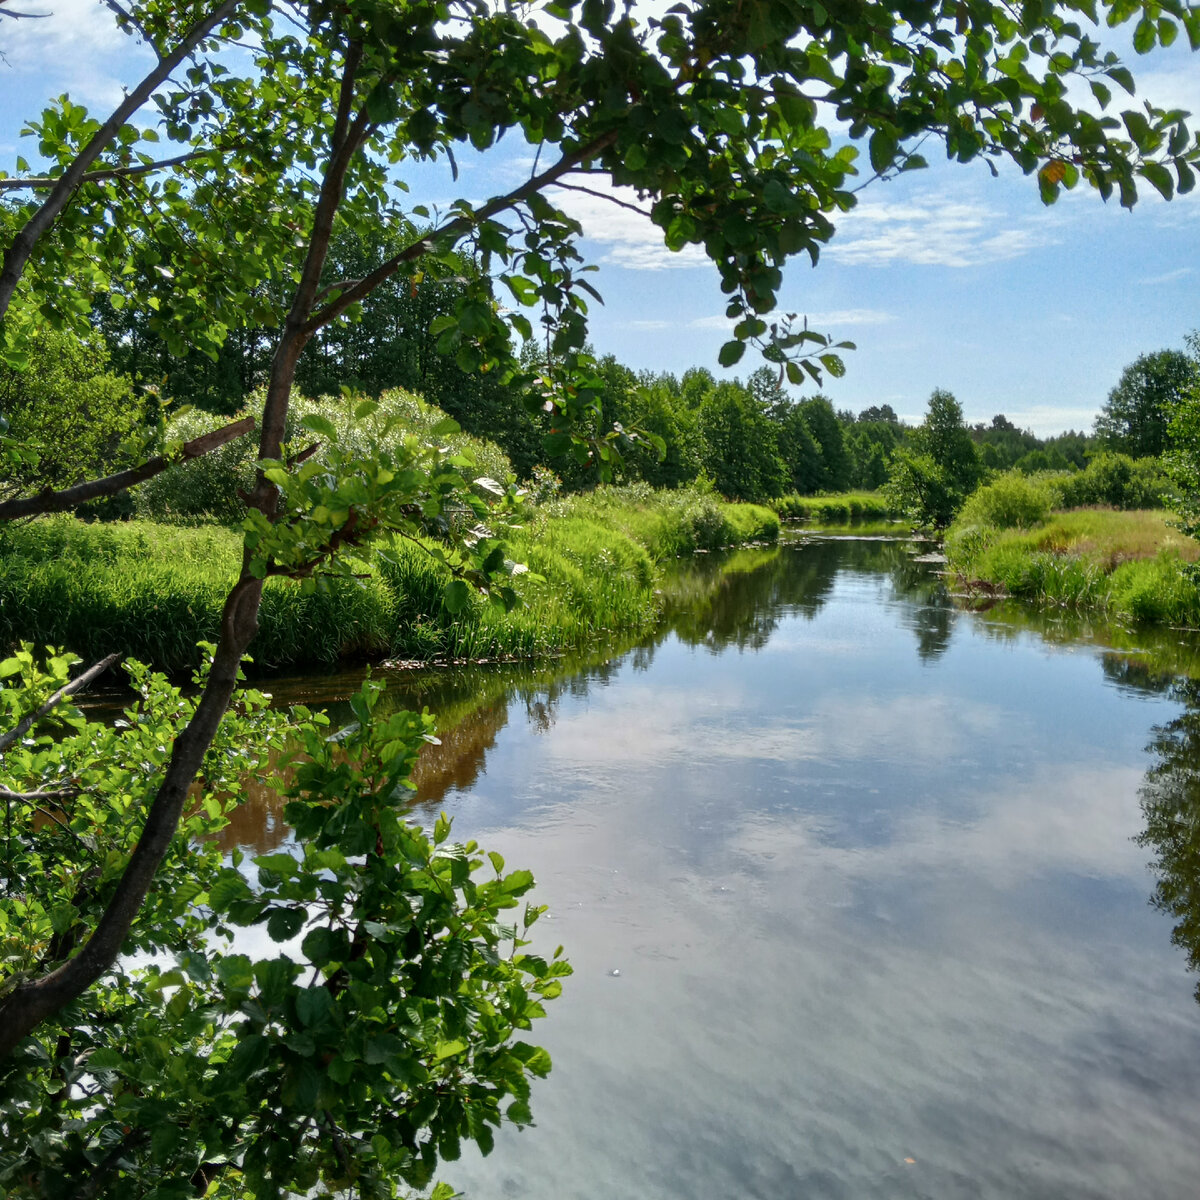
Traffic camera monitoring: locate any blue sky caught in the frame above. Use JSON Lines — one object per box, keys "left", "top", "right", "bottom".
{"left": 1, "top": 1, "right": 1197, "bottom": 435}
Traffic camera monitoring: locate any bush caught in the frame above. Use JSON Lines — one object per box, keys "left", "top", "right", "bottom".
{"left": 773, "top": 491, "right": 899, "bottom": 524}
{"left": 1045, "top": 452, "right": 1168, "bottom": 510}
{"left": 955, "top": 471, "right": 1051, "bottom": 531}
{"left": 135, "top": 388, "right": 514, "bottom": 525}
{"left": 0, "top": 327, "right": 146, "bottom": 499}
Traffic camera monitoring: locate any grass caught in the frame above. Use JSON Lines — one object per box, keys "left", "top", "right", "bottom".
{"left": 945, "top": 507, "right": 1200, "bottom": 627}
{"left": 773, "top": 491, "right": 901, "bottom": 527}
{"left": 0, "top": 486, "right": 780, "bottom": 673}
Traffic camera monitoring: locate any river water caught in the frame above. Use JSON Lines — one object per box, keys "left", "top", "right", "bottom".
{"left": 255, "top": 538, "right": 1200, "bottom": 1199}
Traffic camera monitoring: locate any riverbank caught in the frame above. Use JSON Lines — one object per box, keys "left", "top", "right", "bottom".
{"left": 773, "top": 490, "right": 902, "bottom": 528}
{"left": 0, "top": 485, "right": 778, "bottom": 672}
{"left": 946, "top": 504, "right": 1200, "bottom": 627}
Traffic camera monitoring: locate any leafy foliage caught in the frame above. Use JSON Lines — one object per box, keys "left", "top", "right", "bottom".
{"left": 887, "top": 389, "right": 982, "bottom": 529}
{"left": 0, "top": 657, "right": 564, "bottom": 1198}
{"left": 1096, "top": 348, "right": 1199, "bottom": 458}
{"left": 0, "top": 328, "right": 146, "bottom": 497}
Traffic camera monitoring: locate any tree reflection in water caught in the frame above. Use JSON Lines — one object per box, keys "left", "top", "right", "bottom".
{"left": 1137, "top": 677, "right": 1200, "bottom": 1000}
{"left": 213, "top": 539, "right": 973, "bottom": 850}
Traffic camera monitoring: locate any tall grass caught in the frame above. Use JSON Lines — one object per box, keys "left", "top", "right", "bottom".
{"left": 945, "top": 506, "right": 1200, "bottom": 627}
{"left": 773, "top": 491, "right": 900, "bottom": 525}
{"left": 540, "top": 482, "right": 779, "bottom": 559}
{"left": 0, "top": 485, "right": 779, "bottom": 672}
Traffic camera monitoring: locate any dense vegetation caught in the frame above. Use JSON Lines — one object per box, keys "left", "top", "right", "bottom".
{"left": 1, "top": 0, "right": 1197, "bottom": 1197}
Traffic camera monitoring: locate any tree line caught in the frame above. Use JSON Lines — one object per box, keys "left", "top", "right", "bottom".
{"left": 0, "top": 217, "right": 1137, "bottom": 516}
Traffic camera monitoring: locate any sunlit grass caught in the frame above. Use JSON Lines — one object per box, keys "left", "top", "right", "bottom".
{"left": 773, "top": 491, "right": 900, "bottom": 526}
{"left": 0, "top": 487, "right": 780, "bottom": 671}
{"left": 946, "top": 507, "right": 1200, "bottom": 627}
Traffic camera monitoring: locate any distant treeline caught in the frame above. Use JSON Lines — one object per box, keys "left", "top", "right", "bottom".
{"left": 0, "top": 223, "right": 1140, "bottom": 517}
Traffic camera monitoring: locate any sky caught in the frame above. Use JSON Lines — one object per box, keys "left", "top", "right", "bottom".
{"left": 1, "top": 1, "right": 1198, "bottom": 436}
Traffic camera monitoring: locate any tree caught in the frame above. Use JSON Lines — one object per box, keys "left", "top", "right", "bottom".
{"left": 798, "top": 396, "right": 853, "bottom": 492}
{"left": 1164, "top": 334, "right": 1200, "bottom": 537}
{"left": 0, "top": 328, "right": 147, "bottom": 497}
{"left": 2, "top": 0, "right": 1199, "bottom": 1194}
{"left": 698, "top": 379, "right": 789, "bottom": 500}
{"left": 1095, "top": 348, "right": 1199, "bottom": 458}
{"left": 887, "top": 388, "right": 982, "bottom": 528}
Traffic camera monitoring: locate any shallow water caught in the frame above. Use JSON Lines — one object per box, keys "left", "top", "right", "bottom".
{"left": 263, "top": 539, "right": 1200, "bottom": 1198}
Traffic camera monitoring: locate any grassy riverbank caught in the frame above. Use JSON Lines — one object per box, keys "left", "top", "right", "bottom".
{"left": 946, "top": 496, "right": 1200, "bottom": 627}
{"left": 773, "top": 491, "right": 902, "bottom": 528}
{"left": 0, "top": 486, "right": 779, "bottom": 672}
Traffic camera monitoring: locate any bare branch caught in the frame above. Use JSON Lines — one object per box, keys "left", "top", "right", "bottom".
{"left": 0, "top": 415, "right": 254, "bottom": 521}
{"left": 0, "top": 0, "right": 244, "bottom": 321}
{"left": 0, "top": 655, "right": 120, "bottom": 755}
{"left": 0, "top": 148, "right": 215, "bottom": 192}
{"left": 0, "top": 789, "right": 79, "bottom": 802}
{"left": 312, "top": 277, "right": 364, "bottom": 304}
{"left": 554, "top": 179, "right": 652, "bottom": 217}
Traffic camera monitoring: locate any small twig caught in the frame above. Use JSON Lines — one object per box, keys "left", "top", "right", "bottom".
{"left": 0, "top": 655, "right": 120, "bottom": 754}
{"left": 0, "top": 148, "right": 214, "bottom": 192}
{"left": 286, "top": 441, "right": 321, "bottom": 469}
{"left": 0, "top": 788, "right": 79, "bottom": 802}
{"left": 553, "top": 179, "right": 652, "bottom": 217}
{"left": 312, "top": 277, "right": 364, "bottom": 304}
{"left": 323, "top": 1110, "right": 353, "bottom": 1177}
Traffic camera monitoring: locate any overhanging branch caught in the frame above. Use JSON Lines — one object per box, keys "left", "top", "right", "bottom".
{"left": 0, "top": 415, "right": 254, "bottom": 521}
{"left": 0, "top": 0, "right": 244, "bottom": 321}
{"left": 303, "top": 128, "right": 620, "bottom": 334}
{"left": 0, "top": 149, "right": 215, "bottom": 192}
{"left": 0, "top": 654, "right": 120, "bottom": 755}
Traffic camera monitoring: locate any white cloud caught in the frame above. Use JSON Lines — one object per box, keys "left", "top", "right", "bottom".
{"left": 1137, "top": 62, "right": 1200, "bottom": 117}
{"left": 1139, "top": 266, "right": 1194, "bottom": 286}
{"left": 687, "top": 308, "right": 895, "bottom": 336}
{"left": 619, "top": 318, "right": 674, "bottom": 331}
{"left": 828, "top": 188, "right": 1054, "bottom": 268}
{"left": 1, "top": 0, "right": 145, "bottom": 109}
{"left": 550, "top": 182, "right": 708, "bottom": 270}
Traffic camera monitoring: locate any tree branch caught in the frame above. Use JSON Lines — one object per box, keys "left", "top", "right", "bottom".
{"left": 303, "top": 128, "right": 620, "bottom": 335}
{"left": 0, "top": 0, "right": 243, "bottom": 321}
{"left": 0, "top": 655, "right": 120, "bottom": 755}
{"left": 0, "top": 575, "right": 264, "bottom": 1056}
{"left": 0, "top": 415, "right": 254, "bottom": 521}
{"left": 553, "top": 178, "right": 652, "bottom": 217}
{"left": 0, "top": 148, "right": 214, "bottom": 192}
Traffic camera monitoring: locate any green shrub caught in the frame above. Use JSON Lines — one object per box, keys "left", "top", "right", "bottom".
{"left": 1045, "top": 452, "right": 1168, "bottom": 510}
{"left": 773, "top": 491, "right": 899, "bottom": 524}
{"left": 2, "top": 485, "right": 781, "bottom": 672}
{"left": 0, "top": 327, "right": 146, "bottom": 499}
{"left": 956, "top": 471, "right": 1051, "bottom": 531}
{"left": 135, "top": 388, "right": 514, "bottom": 525}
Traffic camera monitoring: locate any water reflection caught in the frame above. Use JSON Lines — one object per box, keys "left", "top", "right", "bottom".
{"left": 1138, "top": 679, "right": 1200, "bottom": 999}
{"left": 215, "top": 537, "right": 1200, "bottom": 1197}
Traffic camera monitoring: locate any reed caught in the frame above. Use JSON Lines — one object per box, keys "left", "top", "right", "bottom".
{"left": 945, "top": 507, "right": 1200, "bottom": 627}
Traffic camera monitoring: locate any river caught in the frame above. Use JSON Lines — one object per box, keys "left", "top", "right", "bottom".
{"left": 248, "top": 537, "right": 1200, "bottom": 1199}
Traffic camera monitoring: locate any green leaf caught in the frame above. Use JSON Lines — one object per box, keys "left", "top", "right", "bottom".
{"left": 1140, "top": 161, "right": 1174, "bottom": 200}
{"left": 434, "top": 1038, "right": 466, "bottom": 1061}
{"left": 443, "top": 579, "right": 471, "bottom": 614}
{"left": 267, "top": 906, "right": 306, "bottom": 942}
{"left": 718, "top": 340, "right": 745, "bottom": 367}
{"left": 868, "top": 128, "right": 898, "bottom": 174}
{"left": 299, "top": 413, "right": 338, "bottom": 441}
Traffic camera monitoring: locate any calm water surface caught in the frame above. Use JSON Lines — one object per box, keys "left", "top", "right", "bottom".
{"left": 266, "top": 540, "right": 1200, "bottom": 1198}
